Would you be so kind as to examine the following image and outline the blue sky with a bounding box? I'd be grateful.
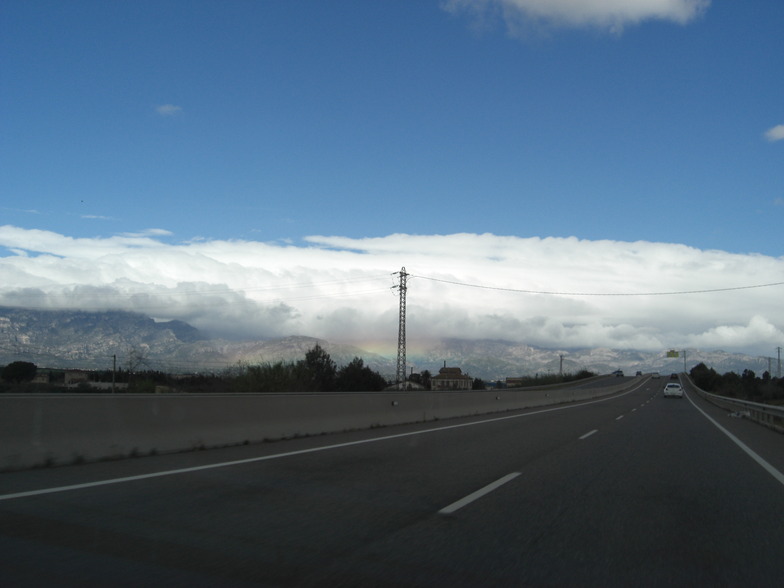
[1,1,782,356]
[3,0,782,252]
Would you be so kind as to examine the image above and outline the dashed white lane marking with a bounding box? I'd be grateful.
[616,415,624,420]
[439,472,521,515]
[579,429,598,440]
[1,381,651,503]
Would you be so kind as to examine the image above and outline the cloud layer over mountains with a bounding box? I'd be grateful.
[1,226,781,357]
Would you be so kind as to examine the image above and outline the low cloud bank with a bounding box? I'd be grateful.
[1,226,781,356]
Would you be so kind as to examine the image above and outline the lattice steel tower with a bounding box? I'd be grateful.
[394,267,408,388]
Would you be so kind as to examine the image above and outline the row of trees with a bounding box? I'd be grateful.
[6,355,782,400]
[88,345,390,392]
[504,370,596,388]
[232,345,388,392]
[689,362,784,402]
[1,361,38,383]
[1,346,391,393]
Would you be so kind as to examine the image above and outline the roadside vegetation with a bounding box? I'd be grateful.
[1,360,37,383]
[0,352,597,394]
[689,362,784,404]
[504,370,597,389]
[0,346,392,393]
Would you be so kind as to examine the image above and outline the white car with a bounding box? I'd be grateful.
[663,382,683,398]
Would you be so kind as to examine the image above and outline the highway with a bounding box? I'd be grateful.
[2,377,783,586]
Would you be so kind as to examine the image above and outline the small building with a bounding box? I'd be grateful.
[64,370,90,386]
[431,365,473,391]
[86,381,129,391]
[385,380,427,391]
[31,372,51,384]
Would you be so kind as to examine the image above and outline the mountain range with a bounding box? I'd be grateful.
[0,307,776,382]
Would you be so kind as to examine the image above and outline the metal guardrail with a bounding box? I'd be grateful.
[683,374,784,434]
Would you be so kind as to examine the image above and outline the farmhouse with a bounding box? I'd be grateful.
[431,365,473,391]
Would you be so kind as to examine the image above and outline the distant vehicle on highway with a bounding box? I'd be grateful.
[663,383,684,398]
[612,370,624,377]
[635,371,642,376]
[651,372,661,379]
[670,373,679,380]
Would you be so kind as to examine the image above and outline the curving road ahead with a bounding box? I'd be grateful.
[2,377,783,586]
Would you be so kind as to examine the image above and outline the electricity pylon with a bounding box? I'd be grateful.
[393,267,408,389]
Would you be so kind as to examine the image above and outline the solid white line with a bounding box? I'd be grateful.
[579,429,598,440]
[685,391,784,488]
[438,472,521,515]
[1,382,648,502]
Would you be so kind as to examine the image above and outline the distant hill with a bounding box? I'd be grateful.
[0,307,773,380]
[0,307,201,367]
[406,338,773,381]
[0,307,395,375]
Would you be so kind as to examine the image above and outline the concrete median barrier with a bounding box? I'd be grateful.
[0,378,636,471]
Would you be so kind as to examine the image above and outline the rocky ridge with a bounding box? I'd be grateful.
[0,307,774,381]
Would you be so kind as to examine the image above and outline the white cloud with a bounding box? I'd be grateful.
[764,124,784,142]
[121,228,173,238]
[686,315,783,350]
[155,104,183,116]
[1,207,40,215]
[442,0,710,33]
[0,226,782,355]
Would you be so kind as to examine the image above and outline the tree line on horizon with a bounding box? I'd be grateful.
[0,345,391,393]
[14,353,781,399]
[689,362,784,402]
[1,345,499,393]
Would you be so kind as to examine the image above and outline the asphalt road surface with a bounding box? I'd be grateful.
[2,377,783,586]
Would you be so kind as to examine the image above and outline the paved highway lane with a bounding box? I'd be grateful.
[2,379,783,586]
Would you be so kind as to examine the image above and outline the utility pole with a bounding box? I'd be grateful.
[777,346,782,379]
[393,267,408,389]
[112,354,116,394]
[559,354,564,378]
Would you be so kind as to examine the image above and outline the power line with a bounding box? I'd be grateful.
[413,275,784,297]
